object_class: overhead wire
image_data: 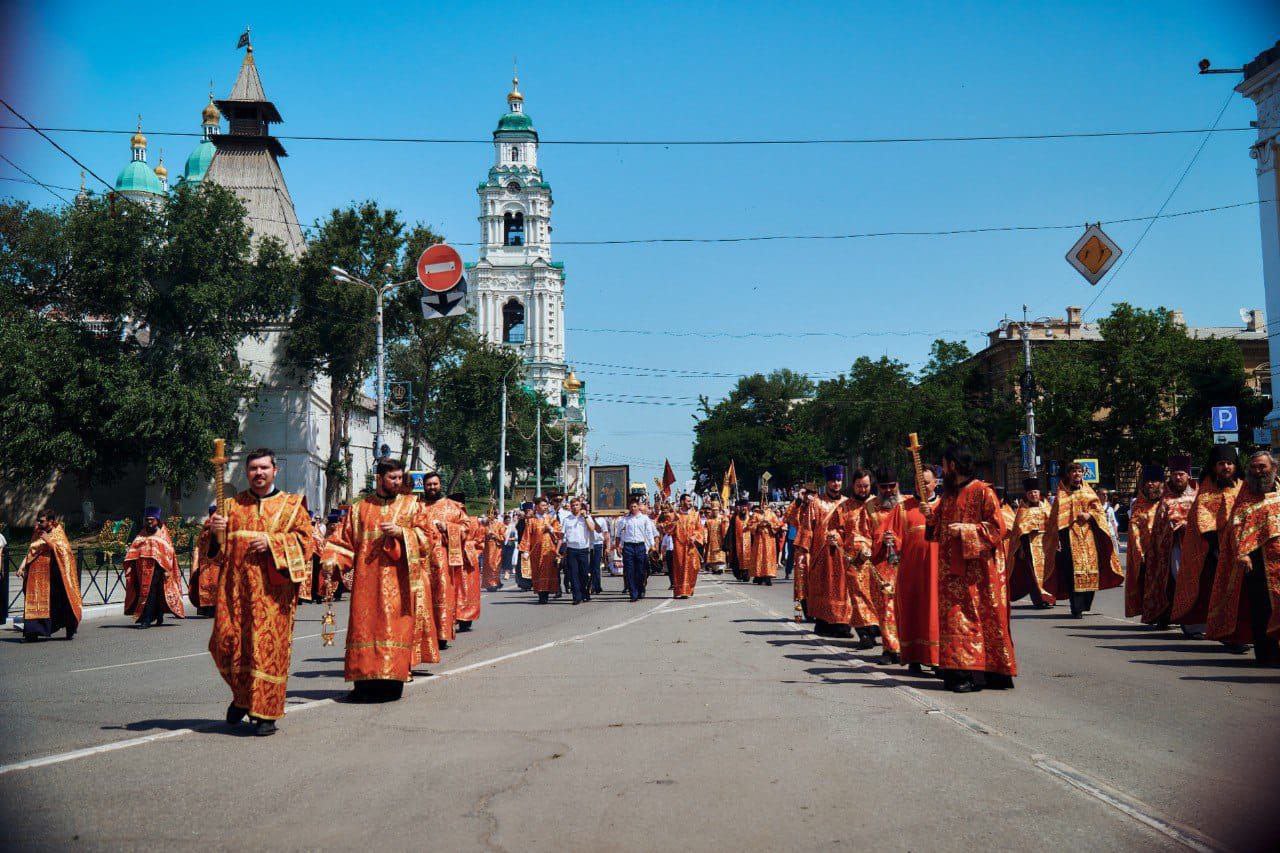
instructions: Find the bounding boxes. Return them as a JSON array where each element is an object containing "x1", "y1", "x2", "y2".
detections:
[{"x1": 0, "y1": 153, "x2": 70, "y2": 203}]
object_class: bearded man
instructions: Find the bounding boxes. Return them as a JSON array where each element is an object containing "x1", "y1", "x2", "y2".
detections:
[
  {"x1": 824, "y1": 469, "x2": 881, "y2": 645},
  {"x1": 18, "y1": 509, "x2": 82, "y2": 642},
  {"x1": 190, "y1": 504, "x2": 223, "y2": 616},
  {"x1": 661, "y1": 493, "x2": 705, "y2": 598},
  {"x1": 746, "y1": 500, "x2": 781, "y2": 586},
  {"x1": 1209, "y1": 450, "x2": 1280, "y2": 665},
  {"x1": 1125, "y1": 466, "x2": 1166, "y2": 618},
  {"x1": 895, "y1": 466, "x2": 941, "y2": 674},
  {"x1": 1143, "y1": 454, "x2": 1198, "y2": 629},
  {"x1": 1007, "y1": 478, "x2": 1053, "y2": 609},
  {"x1": 859, "y1": 469, "x2": 911, "y2": 664},
  {"x1": 418, "y1": 473, "x2": 468, "y2": 647},
  {"x1": 1171, "y1": 447, "x2": 1242, "y2": 641},
  {"x1": 703, "y1": 499, "x2": 729, "y2": 575},
  {"x1": 521, "y1": 496, "x2": 563, "y2": 604},
  {"x1": 925, "y1": 446, "x2": 1016, "y2": 693},
  {"x1": 123, "y1": 506, "x2": 184, "y2": 627},
  {"x1": 1043, "y1": 461, "x2": 1124, "y2": 618},
  {"x1": 725, "y1": 499, "x2": 753, "y2": 583}
]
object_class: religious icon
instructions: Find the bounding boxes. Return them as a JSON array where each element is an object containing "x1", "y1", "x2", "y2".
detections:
[{"x1": 589, "y1": 465, "x2": 629, "y2": 517}]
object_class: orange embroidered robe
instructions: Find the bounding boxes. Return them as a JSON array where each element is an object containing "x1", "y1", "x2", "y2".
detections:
[
  {"x1": 746, "y1": 509, "x2": 780, "y2": 579},
  {"x1": 190, "y1": 528, "x2": 223, "y2": 610},
  {"x1": 825, "y1": 497, "x2": 880, "y2": 628},
  {"x1": 927, "y1": 479, "x2": 1016, "y2": 677},
  {"x1": 704, "y1": 514, "x2": 728, "y2": 567},
  {"x1": 483, "y1": 519, "x2": 506, "y2": 588},
  {"x1": 725, "y1": 512, "x2": 752, "y2": 577},
  {"x1": 1208, "y1": 487, "x2": 1280, "y2": 642},
  {"x1": 1142, "y1": 485, "x2": 1197, "y2": 624},
  {"x1": 20, "y1": 523, "x2": 82, "y2": 631},
  {"x1": 866, "y1": 501, "x2": 913, "y2": 655},
  {"x1": 207, "y1": 490, "x2": 314, "y2": 721},
  {"x1": 1171, "y1": 479, "x2": 1241, "y2": 625},
  {"x1": 1124, "y1": 494, "x2": 1160, "y2": 618},
  {"x1": 797, "y1": 494, "x2": 848, "y2": 619},
  {"x1": 893, "y1": 496, "x2": 939, "y2": 666},
  {"x1": 457, "y1": 515, "x2": 483, "y2": 622},
  {"x1": 521, "y1": 514, "x2": 562, "y2": 594},
  {"x1": 322, "y1": 493, "x2": 439, "y2": 682},
  {"x1": 124, "y1": 527, "x2": 185, "y2": 620},
  {"x1": 420, "y1": 497, "x2": 469, "y2": 643},
  {"x1": 662, "y1": 509, "x2": 705, "y2": 596},
  {"x1": 1007, "y1": 504, "x2": 1053, "y2": 605},
  {"x1": 1043, "y1": 483, "x2": 1124, "y2": 598}
]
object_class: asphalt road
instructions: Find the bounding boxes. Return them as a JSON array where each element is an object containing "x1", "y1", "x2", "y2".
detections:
[{"x1": 0, "y1": 573, "x2": 1276, "y2": 852}]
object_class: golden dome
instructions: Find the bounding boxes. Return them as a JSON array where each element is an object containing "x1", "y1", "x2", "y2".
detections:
[
  {"x1": 508, "y1": 75, "x2": 523, "y2": 103},
  {"x1": 562, "y1": 370, "x2": 583, "y2": 392},
  {"x1": 131, "y1": 129, "x2": 147, "y2": 147},
  {"x1": 154, "y1": 155, "x2": 168, "y2": 179},
  {"x1": 202, "y1": 96, "x2": 220, "y2": 125}
]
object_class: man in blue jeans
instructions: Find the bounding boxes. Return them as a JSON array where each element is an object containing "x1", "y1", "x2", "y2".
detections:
[
  {"x1": 560, "y1": 496, "x2": 598, "y2": 604},
  {"x1": 613, "y1": 497, "x2": 657, "y2": 602}
]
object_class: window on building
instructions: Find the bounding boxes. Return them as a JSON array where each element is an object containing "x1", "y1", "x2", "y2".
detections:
[
  {"x1": 503, "y1": 211, "x2": 525, "y2": 246},
  {"x1": 502, "y1": 299, "x2": 526, "y2": 344},
  {"x1": 511, "y1": 146, "x2": 521, "y2": 162},
  {"x1": 507, "y1": 181, "x2": 520, "y2": 191}
]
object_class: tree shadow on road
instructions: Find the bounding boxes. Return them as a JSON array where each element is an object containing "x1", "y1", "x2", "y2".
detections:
[
  {"x1": 287, "y1": 688, "x2": 348, "y2": 701},
  {"x1": 1127, "y1": 657, "x2": 1260, "y2": 669},
  {"x1": 798, "y1": 665, "x2": 946, "y2": 691},
  {"x1": 739, "y1": 629, "x2": 802, "y2": 636},
  {"x1": 1180, "y1": 673, "x2": 1280, "y2": 684},
  {"x1": 291, "y1": 669, "x2": 345, "y2": 679},
  {"x1": 1098, "y1": 643, "x2": 1244, "y2": 654}
]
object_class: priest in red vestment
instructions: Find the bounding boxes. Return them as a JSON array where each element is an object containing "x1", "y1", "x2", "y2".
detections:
[
  {"x1": 746, "y1": 501, "x2": 780, "y2": 586},
  {"x1": 895, "y1": 466, "x2": 940, "y2": 673},
  {"x1": 1208, "y1": 449, "x2": 1280, "y2": 666},
  {"x1": 1007, "y1": 478, "x2": 1053, "y2": 608},
  {"x1": 793, "y1": 467, "x2": 846, "y2": 626},
  {"x1": 1043, "y1": 461, "x2": 1124, "y2": 618},
  {"x1": 18, "y1": 509, "x2": 82, "y2": 642},
  {"x1": 323, "y1": 458, "x2": 438, "y2": 701},
  {"x1": 925, "y1": 446, "x2": 1016, "y2": 693},
  {"x1": 483, "y1": 514, "x2": 506, "y2": 591},
  {"x1": 190, "y1": 504, "x2": 223, "y2": 617},
  {"x1": 124, "y1": 506, "x2": 185, "y2": 627},
  {"x1": 1142, "y1": 454, "x2": 1197, "y2": 628},
  {"x1": 861, "y1": 470, "x2": 914, "y2": 664},
  {"x1": 205, "y1": 448, "x2": 315, "y2": 735},
  {"x1": 521, "y1": 496, "x2": 563, "y2": 604},
  {"x1": 449, "y1": 493, "x2": 482, "y2": 631},
  {"x1": 824, "y1": 470, "x2": 881, "y2": 647},
  {"x1": 1124, "y1": 466, "x2": 1165, "y2": 618},
  {"x1": 661, "y1": 493, "x2": 706, "y2": 598},
  {"x1": 724, "y1": 499, "x2": 753, "y2": 583},
  {"x1": 418, "y1": 473, "x2": 468, "y2": 647},
  {"x1": 1171, "y1": 446, "x2": 1242, "y2": 643}
]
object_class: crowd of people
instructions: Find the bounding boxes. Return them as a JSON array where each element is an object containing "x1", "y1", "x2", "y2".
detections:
[{"x1": 13, "y1": 440, "x2": 1278, "y2": 734}]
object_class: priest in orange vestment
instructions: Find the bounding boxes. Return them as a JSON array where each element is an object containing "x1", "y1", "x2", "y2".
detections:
[
  {"x1": 861, "y1": 471, "x2": 915, "y2": 664},
  {"x1": 190, "y1": 504, "x2": 223, "y2": 617},
  {"x1": 1142, "y1": 454, "x2": 1197, "y2": 628},
  {"x1": 521, "y1": 496, "x2": 563, "y2": 604},
  {"x1": 925, "y1": 446, "x2": 1016, "y2": 693},
  {"x1": 18, "y1": 510, "x2": 82, "y2": 642},
  {"x1": 703, "y1": 500, "x2": 728, "y2": 574},
  {"x1": 1043, "y1": 461, "x2": 1124, "y2": 619},
  {"x1": 483, "y1": 514, "x2": 506, "y2": 590},
  {"x1": 124, "y1": 506, "x2": 185, "y2": 627},
  {"x1": 323, "y1": 459, "x2": 438, "y2": 701},
  {"x1": 746, "y1": 501, "x2": 780, "y2": 585},
  {"x1": 661, "y1": 494, "x2": 705, "y2": 598},
  {"x1": 795, "y1": 466, "x2": 848, "y2": 633},
  {"x1": 824, "y1": 470, "x2": 881, "y2": 646},
  {"x1": 894, "y1": 467, "x2": 940, "y2": 672},
  {"x1": 1124, "y1": 467, "x2": 1165, "y2": 618},
  {"x1": 724, "y1": 499, "x2": 753, "y2": 582},
  {"x1": 1171, "y1": 447, "x2": 1242, "y2": 642},
  {"x1": 1208, "y1": 450, "x2": 1280, "y2": 666},
  {"x1": 1007, "y1": 478, "x2": 1053, "y2": 609},
  {"x1": 449, "y1": 493, "x2": 482, "y2": 631},
  {"x1": 205, "y1": 448, "x2": 314, "y2": 734},
  {"x1": 418, "y1": 473, "x2": 468, "y2": 647}
]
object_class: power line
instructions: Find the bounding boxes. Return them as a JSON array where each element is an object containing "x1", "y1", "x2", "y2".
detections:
[
  {"x1": 0, "y1": 123, "x2": 1263, "y2": 147},
  {"x1": 0, "y1": 153, "x2": 70, "y2": 203},
  {"x1": 1082, "y1": 93, "x2": 1236, "y2": 319}
]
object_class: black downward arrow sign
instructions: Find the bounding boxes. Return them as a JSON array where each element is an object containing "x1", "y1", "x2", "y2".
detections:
[{"x1": 421, "y1": 276, "x2": 467, "y2": 318}]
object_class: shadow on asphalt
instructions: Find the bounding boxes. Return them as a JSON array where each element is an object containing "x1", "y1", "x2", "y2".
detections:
[
  {"x1": 292, "y1": 670, "x2": 345, "y2": 679},
  {"x1": 1180, "y1": 673, "x2": 1280, "y2": 684},
  {"x1": 103, "y1": 718, "x2": 257, "y2": 738},
  {"x1": 1098, "y1": 643, "x2": 1248, "y2": 654},
  {"x1": 1129, "y1": 657, "x2": 1262, "y2": 669},
  {"x1": 287, "y1": 688, "x2": 349, "y2": 701},
  {"x1": 739, "y1": 629, "x2": 803, "y2": 636},
  {"x1": 800, "y1": 665, "x2": 948, "y2": 691}
]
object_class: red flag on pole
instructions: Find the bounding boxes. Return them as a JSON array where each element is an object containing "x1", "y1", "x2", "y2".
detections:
[{"x1": 662, "y1": 460, "x2": 677, "y2": 497}]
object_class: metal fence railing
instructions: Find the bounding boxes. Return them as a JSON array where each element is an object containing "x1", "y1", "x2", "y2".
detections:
[{"x1": 2, "y1": 544, "x2": 197, "y2": 625}]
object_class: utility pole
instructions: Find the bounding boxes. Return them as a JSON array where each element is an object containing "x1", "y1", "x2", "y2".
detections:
[
  {"x1": 562, "y1": 419, "x2": 569, "y2": 493},
  {"x1": 1021, "y1": 305, "x2": 1038, "y2": 477},
  {"x1": 535, "y1": 407, "x2": 542, "y2": 498},
  {"x1": 498, "y1": 362, "x2": 521, "y2": 516}
]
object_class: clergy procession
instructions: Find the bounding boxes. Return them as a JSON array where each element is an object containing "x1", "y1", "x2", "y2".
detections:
[{"x1": 5, "y1": 5, "x2": 1280, "y2": 850}]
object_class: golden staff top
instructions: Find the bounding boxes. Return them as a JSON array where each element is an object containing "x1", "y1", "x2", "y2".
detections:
[
  {"x1": 906, "y1": 433, "x2": 927, "y2": 501},
  {"x1": 210, "y1": 438, "x2": 228, "y2": 546}
]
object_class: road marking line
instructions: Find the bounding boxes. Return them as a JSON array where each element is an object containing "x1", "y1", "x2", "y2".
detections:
[
  {"x1": 67, "y1": 630, "x2": 349, "y2": 674},
  {"x1": 658, "y1": 599, "x2": 741, "y2": 614},
  {"x1": 721, "y1": 581, "x2": 1224, "y2": 852},
  {"x1": 0, "y1": 600, "x2": 671, "y2": 776}
]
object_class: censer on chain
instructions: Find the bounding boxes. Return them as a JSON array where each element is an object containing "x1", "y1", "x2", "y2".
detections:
[{"x1": 321, "y1": 598, "x2": 337, "y2": 646}]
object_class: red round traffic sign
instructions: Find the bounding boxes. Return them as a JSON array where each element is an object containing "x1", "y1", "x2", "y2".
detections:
[{"x1": 416, "y1": 244, "x2": 464, "y2": 293}]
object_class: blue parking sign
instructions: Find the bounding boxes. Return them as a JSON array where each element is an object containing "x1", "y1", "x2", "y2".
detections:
[{"x1": 1210, "y1": 406, "x2": 1238, "y2": 433}]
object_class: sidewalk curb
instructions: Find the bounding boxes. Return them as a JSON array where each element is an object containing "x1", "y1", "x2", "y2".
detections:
[{"x1": 7, "y1": 602, "x2": 124, "y2": 630}]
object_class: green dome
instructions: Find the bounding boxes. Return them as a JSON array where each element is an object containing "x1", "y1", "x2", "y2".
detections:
[
  {"x1": 178, "y1": 139, "x2": 215, "y2": 186},
  {"x1": 114, "y1": 159, "x2": 164, "y2": 195},
  {"x1": 495, "y1": 112, "x2": 535, "y2": 133}
]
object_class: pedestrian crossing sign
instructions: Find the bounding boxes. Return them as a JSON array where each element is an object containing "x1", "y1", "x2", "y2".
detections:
[{"x1": 1074, "y1": 458, "x2": 1100, "y2": 484}]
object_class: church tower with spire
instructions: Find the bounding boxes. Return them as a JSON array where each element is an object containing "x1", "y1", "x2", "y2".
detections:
[{"x1": 467, "y1": 73, "x2": 569, "y2": 403}]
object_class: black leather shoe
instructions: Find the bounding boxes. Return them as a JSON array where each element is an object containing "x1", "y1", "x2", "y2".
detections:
[
  {"x1": 950, "y1": 679, "x2": 981, "y2": 694},
  {"x1": 226, "y1": 704, "x2": 248, "y2": 725},
  {"x1": 252, "y1": 719, "x2": 278, "y2": 737}
]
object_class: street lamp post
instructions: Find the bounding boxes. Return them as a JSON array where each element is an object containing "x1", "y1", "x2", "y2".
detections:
[
  {"x1": 498, "y1": 361, "x2": 522, "y2": 516},
  {"x1": 535, "y1": 408, "x2": 542, "y2": 497},
  {"x1": 1005, "y1": 305, "x2": 1055, "y2": 478},
  {"x1": 330, "y1": 265, "x2": 415, "y2": 464}
]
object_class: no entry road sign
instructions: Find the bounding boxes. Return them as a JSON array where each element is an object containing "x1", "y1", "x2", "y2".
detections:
[{"x1": 416, "y1": 244, "x2": 464, "y2": 293}]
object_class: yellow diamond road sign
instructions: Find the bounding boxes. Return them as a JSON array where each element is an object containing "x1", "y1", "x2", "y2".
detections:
[{"x1": 1066, "y1": 223, "x2": 1122, "y2": 286}]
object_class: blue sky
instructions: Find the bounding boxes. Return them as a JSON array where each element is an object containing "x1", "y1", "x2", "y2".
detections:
[{"x1": 4, "y1": 1, "x2": 1277, "y2": 487}]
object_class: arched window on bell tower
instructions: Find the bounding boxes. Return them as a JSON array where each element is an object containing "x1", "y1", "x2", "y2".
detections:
[
  {"x1": 504, "y1": 211, "x2": 525, "y2": 246},
  {"x1": 502, "y1": 299, "x2": 526, "y2": 344},
  {"x1": 511, "y1": 146, "x2": 521, "y2": 163}
]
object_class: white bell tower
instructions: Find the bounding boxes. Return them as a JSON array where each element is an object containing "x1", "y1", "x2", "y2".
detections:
[{"x1": 467, "y1": 73, "x2": 568, "y2": 402}]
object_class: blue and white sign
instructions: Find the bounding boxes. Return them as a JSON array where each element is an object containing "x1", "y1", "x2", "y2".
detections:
[
  {"x1": 1211, "y1": 406, "x2": 1238, "y2": 433},
  {"x1": 1020, "y1": 434, "x2": 1034, "y2": 470},
  {"x1": 1255, "y1": 427, "x2": 1272, "y2": 446}
]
